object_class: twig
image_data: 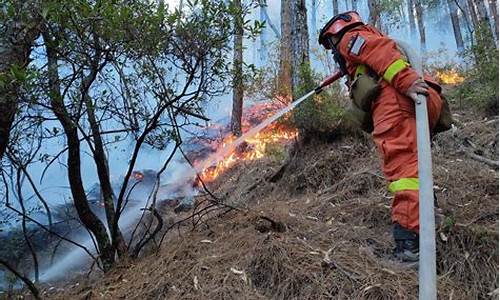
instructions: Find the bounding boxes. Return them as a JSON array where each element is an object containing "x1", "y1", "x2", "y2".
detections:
[
  {"x1": 463, "y1": 150, "x2": 499, "y2": 168},
  {"x1": 5, "y1": 205, "x2": 100, "y2": 266},
  {"x1": 456, "y1": 212, "x2": 499, "y2": 227},
  {"x1": 0, "y1": 259, "x2": 41, "y2": 300},
  {"x1": 132, "y1": 208, "x2": 164, "y2": 257}
]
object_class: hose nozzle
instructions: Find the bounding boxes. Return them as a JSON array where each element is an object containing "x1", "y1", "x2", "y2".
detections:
[{"x1": 315, "y1": 70, "x2": 344, "y2": 94}]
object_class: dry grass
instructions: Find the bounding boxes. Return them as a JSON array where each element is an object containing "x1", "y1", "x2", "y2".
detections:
[{"x1": 46, "y1": 104, "x2": 498, "y2": 300}]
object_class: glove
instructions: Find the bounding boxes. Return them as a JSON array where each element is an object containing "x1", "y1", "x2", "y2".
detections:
[{"x1": 406, "y1": 78, "x2": 429, "y2": 102}]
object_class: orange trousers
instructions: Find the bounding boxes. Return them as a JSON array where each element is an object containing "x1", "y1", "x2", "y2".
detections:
[{"x1": 372, "y1": 84, "x2": 442, "y2": 233}]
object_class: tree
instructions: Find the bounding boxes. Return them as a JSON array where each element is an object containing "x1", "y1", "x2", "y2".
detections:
[
  {"x1": 448, "y1": 0, "x2": 465, "y2": 51},
  {"x1": 368, "y1": 0, "x2": 383, "y2": 29},
  {"x1": 407, "y1": 0, "x2": 417, "y2": 38},
  {"x1": 259, "y1": 0, "x2": 280, "y2": 39},
  {"x1": 488, "y1": 0, "x2": 499, "y2": 38},
  {"x1": 290, "y1": 0, "x2": 310, "y2": 96},
  {"x1": 279, "y1": 0, "x2": 293, "y2": 97},
  {"x1": 0, "y1": 1, "x2": 42, "y2": 159},
  {"x1": 466, "y1": 0, "x2": 481, "y2": 27},
  {"x1": 0, "y1": 0, "x2": 238, "y2": 275},
  {"x1": 311, "y1": 0, "x2": 318, "y2": 36},
  {"x1": 259, "y1": 1, "x2": 267, "y2": 64},
  {"x1": 474, "y1": 0, "x2": 496, "y2": 40},
  {"x1": 414, "y1": 0, "x2": 427, "y2": 51},
  {"x1": 333, "y1": 0, "x2": 339, "y2": 16},
  {"x1": 279, "y1": 0, "x2": 311, "y2": 99},
  {"x1": 42, "y1": 28, "x2": 116, "y2": 270},
  {"x1": 231, "y1": 0, "x2": 244, "y2": 137}
]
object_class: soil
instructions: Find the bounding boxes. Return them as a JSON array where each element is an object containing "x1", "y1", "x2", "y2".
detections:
[{"x1": 40, "y1": 98, "x2": 498, "y2": 300}]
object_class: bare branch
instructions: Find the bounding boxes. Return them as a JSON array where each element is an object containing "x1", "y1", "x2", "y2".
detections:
[{"x1": 0, "y1": 259, "x2": 41, "y2": 300}]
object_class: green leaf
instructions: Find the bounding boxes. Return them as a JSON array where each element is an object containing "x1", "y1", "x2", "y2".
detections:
[{"x1": 41, "y1": 5, "x2": 50, "y2": 19}]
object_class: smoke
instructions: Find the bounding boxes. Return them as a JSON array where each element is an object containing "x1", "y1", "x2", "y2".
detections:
[{"x1": 39, "y1": 155, "x2": 197, "y2": 282}]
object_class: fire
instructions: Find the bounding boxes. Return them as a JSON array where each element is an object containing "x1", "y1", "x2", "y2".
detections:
[
  {"x1": 194, "y1": 101, "x2": 298, "y2": 183},
  {"x1": 435, "y1": 69, "x2": 465, "y2": 85},
  {"x1": 131, "y1": 171, "x2": 144, "y2": 181}
]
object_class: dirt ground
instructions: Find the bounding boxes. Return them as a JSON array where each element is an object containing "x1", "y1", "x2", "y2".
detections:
[{"x1": 41, "y1": 100, "x2": 498, "y2": 300}]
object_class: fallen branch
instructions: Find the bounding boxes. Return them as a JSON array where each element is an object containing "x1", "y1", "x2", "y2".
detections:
[
  {"x1": 452, "y1": 134, "x2": 499, "y2": 168},
  {"x1": 464, "y1": 150, "x2": 499, "y2": 168}
]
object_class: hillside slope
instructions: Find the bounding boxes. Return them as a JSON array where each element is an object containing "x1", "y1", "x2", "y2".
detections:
[{"x1": 49, "y1": 102, "x2": 498, "y2": 300}]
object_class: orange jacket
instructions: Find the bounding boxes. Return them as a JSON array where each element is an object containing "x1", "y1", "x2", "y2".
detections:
[{"x1": 336, "y1": 25, "x2": 425, "y2": 132}]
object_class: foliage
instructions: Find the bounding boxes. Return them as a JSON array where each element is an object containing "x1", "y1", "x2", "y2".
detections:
[
  {"x1": 290, "y1": 63, "x2": 346, "y2": 136},
  {"x1": 454, "y1": 24, "x2": 499, "y2": 115}
]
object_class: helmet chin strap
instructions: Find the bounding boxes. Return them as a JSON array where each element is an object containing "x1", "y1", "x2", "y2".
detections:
[{"x1": 329, "y1": 41, "x2": 348, "y2": 76}]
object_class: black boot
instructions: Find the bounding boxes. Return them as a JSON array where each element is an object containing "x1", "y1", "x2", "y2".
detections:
[{"x1": 393, "y1": 223, "x2": 419, "y2": 262}]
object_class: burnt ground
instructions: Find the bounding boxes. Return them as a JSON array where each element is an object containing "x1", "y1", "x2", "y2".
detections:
[{"x1": 40, "y1": 98, "x2": 498, "y2": 299}]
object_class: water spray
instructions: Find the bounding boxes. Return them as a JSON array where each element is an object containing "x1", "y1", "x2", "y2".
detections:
[{"x1": 198, "y1": 70, "x2": 343, "y2": 173}]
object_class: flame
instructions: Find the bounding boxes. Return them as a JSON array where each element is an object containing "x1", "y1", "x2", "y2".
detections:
[
  {"x1": 435, "y1": 69, "x2": 465, "y2": 85},
  {"x1": 131, "y1": 171, "x2": 144, "y2": 181},
  {"x1": 194, "y1": 101, "x2": 298, "y2": 183}
]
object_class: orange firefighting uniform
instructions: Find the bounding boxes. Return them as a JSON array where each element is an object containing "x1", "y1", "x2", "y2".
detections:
[{"x1": 337, "y1": 25, "x2": 443, "y2": 233}]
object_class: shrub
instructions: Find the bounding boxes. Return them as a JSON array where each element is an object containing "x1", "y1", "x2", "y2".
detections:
[
  {"x1": 290, "y1": 63, "x2": 347, "y2": 137},
  {"x1": 455, "y1": 24, "x2": 499, "y2": 115}
]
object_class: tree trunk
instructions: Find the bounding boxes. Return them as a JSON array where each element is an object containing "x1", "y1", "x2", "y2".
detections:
[
  {"x1": 279, "y1": 0, "x2": 293, "y2": 97},
  {"x1": 43, "y1": 32, "x2": 115, "y2": 271},
  {"x1": 407, "y1": 0, "x2": 417, "y2": 38},
  {"x1": 259, "y1": 1, "x2": 280, "y2": 38},
  {"x1": 455, "y1": 0, "x2": 474, "y2": 43},
  {"x1": 84, "y1": 77, "x2": 128, "y2": 257},
  {"x1": 415, "y1": 0, "x2": 427, "y2": 51},
  {"x1": 448, "y1": 0, "x2": 465, "y2": 51},
  {"x1": 368, "y1": 0, "x2": 382, "y2": 29},
  {"x1": 290, "y1": 0, "x2": 310, "y2": 96},
  {"x1": 475, "y1": 0, "x2": 496, "y2": 40},
  {"x1": 259, "y1": 1, "x2": 267, "y2": 64},
  {"x1": 311, "y1": 0, "x2": 317, "y2": 36},
  {"x1": 0, "y1": 2, "x2": 41, "y2": 159},
  {"x1": 15, "y1": 169, "x2": 39, "y2": 282},
  {"x1": 467, "y1": 0, "x2": 480, "y2": 27},
  {"x1": 352, "y1": 0, "x2": 358, "y2": 10},
  {"x1": 231, "y1": 0, "x2": 244, "y2": 136},
  {"x1": 333, "y1": 0, "x2": 339, "y2": 16},
  {"x1": 488, "y1": 0, "x2": 499, "y2": 38}
]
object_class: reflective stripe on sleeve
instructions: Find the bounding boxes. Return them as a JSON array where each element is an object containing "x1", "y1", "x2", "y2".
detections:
[
  {"x1": 383, "y1": 59, "x2": 409, "y2": 83},
  {"x1": 388, "y1": 178, "x2": 419, "y2": 193}
]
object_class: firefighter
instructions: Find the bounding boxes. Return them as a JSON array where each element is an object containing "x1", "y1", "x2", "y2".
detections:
[{"x1": 318, "y1": 11, "x2": 448, "y2": 262}]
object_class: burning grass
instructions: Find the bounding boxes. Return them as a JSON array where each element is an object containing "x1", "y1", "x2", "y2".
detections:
[
  {"x1": 435, "y1": 69, "x2": 465, "y2": 85},
  {"x1": 190, "y1": 101, "x2": 299, "y2": 184}
]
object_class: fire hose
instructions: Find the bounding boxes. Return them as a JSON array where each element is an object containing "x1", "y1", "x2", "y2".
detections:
[{"x1": 396, "y1": 39, "x2": 437, "y2": 300}]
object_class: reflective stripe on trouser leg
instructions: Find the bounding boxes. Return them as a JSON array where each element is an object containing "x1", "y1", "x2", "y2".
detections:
[
  {"x1": 388, "y1": 178, "x2": 419, "y2": 193},
  {"x1": 388, "y1": 178, "x2": 420, "y2": 232}
]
